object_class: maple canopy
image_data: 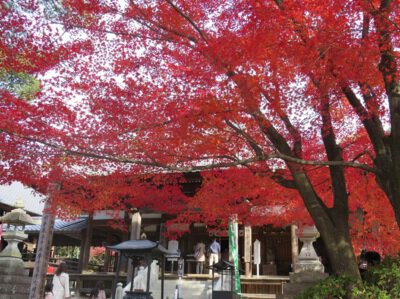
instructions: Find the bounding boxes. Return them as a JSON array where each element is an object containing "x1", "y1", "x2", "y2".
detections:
[{"x1": 1, "y1": 0, "x2": 400, "y2": 277}]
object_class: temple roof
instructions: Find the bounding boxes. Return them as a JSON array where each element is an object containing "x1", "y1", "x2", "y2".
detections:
[
  {"x1": 22, "y1": 218, "x2": 87, "y2": 233},
  {"x1": 107, "y1": 239, "x2": 179, "y2": 258}
]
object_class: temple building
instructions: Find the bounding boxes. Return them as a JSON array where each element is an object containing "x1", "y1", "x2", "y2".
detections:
[{"x1": 1, "y1": 172, "x2": 331, "y2": 298}]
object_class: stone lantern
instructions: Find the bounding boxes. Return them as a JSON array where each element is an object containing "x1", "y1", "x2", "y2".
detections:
[
  {"x1": 0, "y1": 199, "x2": 35, "y2": 299},
  {"x1": 278, "y1": 226, "x2": 328, "y2": 299},
  {"x1": 0, "y1": 199, "x2": 35, "y2": 261},
  {"x1": 294, "y1": 226, "x2": 325, "y2": 274}
]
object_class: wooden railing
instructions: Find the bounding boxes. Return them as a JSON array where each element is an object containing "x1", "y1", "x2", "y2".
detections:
[
  {"x1": 240, "y1": 276, "x2": 289, "y2": 296},
  {"x1": 43, "y1": 271, "x2": 288, "y2": 298}
]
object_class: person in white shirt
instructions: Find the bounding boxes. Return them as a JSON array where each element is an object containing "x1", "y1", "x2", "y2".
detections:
[
  {"x1": 52, "y1": 262, "x2": 70, "y2": 299},
  {"x1": 194, "y1": 241, "x2": 206, "y2": 274},
  {"x1": 208, "y1": 238, "x2": 221, "y2": 275}
]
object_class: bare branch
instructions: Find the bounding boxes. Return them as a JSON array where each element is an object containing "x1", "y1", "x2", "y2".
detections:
[
  {"x1": 55, "y1": 22, "x2": 186, "y2": 45},
  {"x1": 1, "y1": 129, "x2": 379, "y2": 174},
  {"x1": 276, "y1": 151, "x2": 377, "y2": 173},
  {"x1": 129, "y1": 3, "x2": 198, "y2": 43},
  {"x1": 164, "y1": 0, "x2": 208, "y2": 42},
  {"x1": 352, "y1": 150, "x2": 375, "y2": 162}
]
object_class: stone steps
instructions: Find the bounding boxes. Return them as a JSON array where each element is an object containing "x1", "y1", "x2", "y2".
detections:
[
  {"x1": 242, "y1": 294, "x2": 276, "y2": 299},
  {"x1": 151, "y1": 279, "x2": 211, "y2": 299},
  {"x1": 149, "y1": 279, "x2": 279, "y2": 299},
  {"x1": 0, "y1": 295, "x2": 30, "y2": 299}
]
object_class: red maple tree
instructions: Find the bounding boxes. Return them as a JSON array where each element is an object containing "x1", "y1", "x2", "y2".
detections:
[{"x1": 1, "y1": 0, "x2": 399, "y2": 278}]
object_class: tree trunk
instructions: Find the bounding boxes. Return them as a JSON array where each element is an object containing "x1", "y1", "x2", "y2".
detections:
[
  {"x1": 386, "y1": 88, "x2": 400, "y2": 226},
  {"x1": 375, "y1": 164, "x2": 400, "y2": 227},
  {"x1": 316, "y1": 224, "x2": 360, "y2": 277},
  {"x1": 292, "y1": 171, "x2": 361, "y2": 279}
]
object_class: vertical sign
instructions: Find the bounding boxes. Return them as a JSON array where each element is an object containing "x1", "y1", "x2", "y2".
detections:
[
  {"x1": 244, "y1": 226, "x2": 252, "y2": 262},
  {"x1": 244, "y1": 226, "x2": 252, "y2": 277},
  {"x1": 253, "y1": 239, "x2": 261, "y2": 277},
  {"x1": 229, "y1": 220, "x2": 242, "y2": 297}
]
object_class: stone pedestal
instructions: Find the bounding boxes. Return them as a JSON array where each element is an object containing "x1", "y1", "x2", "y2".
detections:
[
  {"x1": 0, "y1": 200, "x2": 35, "y2": 299},
  {"x1": 0, "y1": 259, "x2": 31, "y2": 299},
  {"x1": 277, "y1": 226, "x2": 328, "y2": 299}
]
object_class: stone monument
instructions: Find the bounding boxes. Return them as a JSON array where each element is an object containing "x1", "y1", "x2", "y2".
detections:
[
  {"x1": 278, "y1": 226, "x2": 328, "y2": 299},
  {"x1": 0, "y1": 199, "x2": 35, "y2": 299}
]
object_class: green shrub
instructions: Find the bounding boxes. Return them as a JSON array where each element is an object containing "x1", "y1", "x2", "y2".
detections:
[
  {"x1": 295, "y1": 257, "x2": 400, "y2": 299},
  {"x1": 362, "y1": 257, "x2": 400, "y2": 298},
  {"x1": 295, "y1": 275, "x2": 358, "y2": 299},
  {"x1": 350, "y1": 284, "x2": 391, "y2": 299}
]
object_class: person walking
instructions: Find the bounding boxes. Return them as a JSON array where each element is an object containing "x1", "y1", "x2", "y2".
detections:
[
  {"x1": 208, "y1": 238, "x2": 221, "y2": 275},
  {"x1": 52, "y1": 262, "x2": 70, "y2": 299}
]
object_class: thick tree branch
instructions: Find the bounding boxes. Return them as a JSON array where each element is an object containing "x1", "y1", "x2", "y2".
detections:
[
  {"x1": 224, "y1": 119, "x2": 265, "y2": 158},
  {"x1": 271, "y1": 172, "x2": 296, "y2": 189},
  {"x1": 319, "y1": 96, "x2": 349, "y2": 220},
  {"x1": 262, "y1": 92, "x2": 302, "y2": 158},
  {"x1": 341, "y1": 85, "x2": 386, "y2": 155},
  {"x1": 250, "y1": 110, "x2": 293, "y2": 156}
]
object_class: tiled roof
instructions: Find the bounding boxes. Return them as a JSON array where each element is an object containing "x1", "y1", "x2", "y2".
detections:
[{"x1": 2, "y1": 217, "x2": 87, "y2": 233}]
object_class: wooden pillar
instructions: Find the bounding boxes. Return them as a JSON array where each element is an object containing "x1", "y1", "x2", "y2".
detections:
[
  {"x1": 29, "y1": 200, "x2": 56, "y2": 299},
  {"x1": 244, "y1": 225, "x2": 252, "y2": 277},
  {"x1": 80, "y1": 213, "x2": 94, "y2": 272},
  {"x1": 130, "y1": 212, "x2": 142, "y2": 240},
  {"x1": 119, "y1": 230, "x2": 129, "y2": 273},
  {"x1": 103, "y1": 231, "x2": 112, "y2": 272},
  {"x1": 159, "y1": 223, "x2": 167, "y2": 247},
  {"x1": 291, "y1": 224, "x2": 299, "y2": 272},
  {"x1": 127, "y1": 211, "x2": 141, "y2": 282},
  {"x1": 77, "y1": 230, "x2": 86, "y2": 272},
  {"x1": 75, "y1": 230, "x2": 86, "y2": 295}
]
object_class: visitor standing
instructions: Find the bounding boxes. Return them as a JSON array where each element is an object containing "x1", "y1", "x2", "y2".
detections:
[
  {"x1": 208, "y1": 238, "x2": 221, "y2": 275},
  {"x1": 52, "y1": 262, "x2": 70, "y2": 299},
  {"x1": 89, "y1": 281, "x2": 107, "y2": 299},
  {"x1": 194, "y1": 241, "x2": 206, "y2": 274}
]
